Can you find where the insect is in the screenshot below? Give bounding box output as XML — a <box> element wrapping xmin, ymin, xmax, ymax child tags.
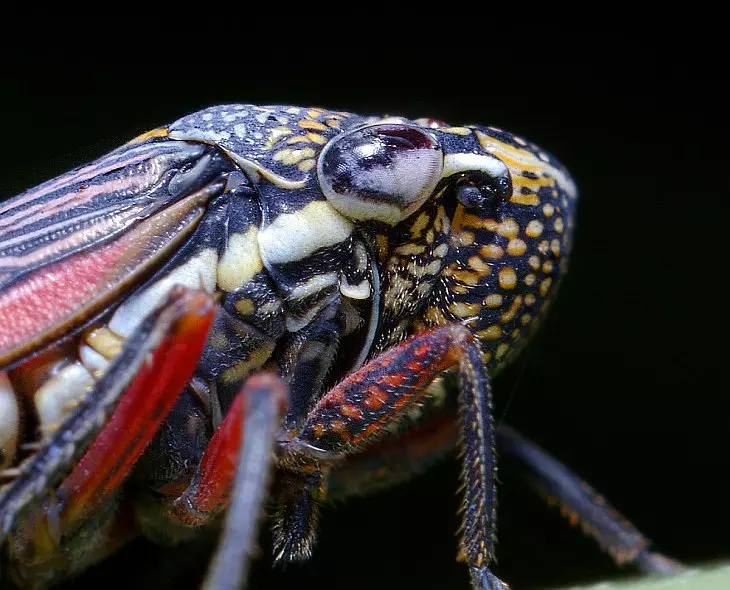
<box><xmin>0</xmin><ymin>105</ymin><xmax>682</xmax><ymax>589</ymax></box>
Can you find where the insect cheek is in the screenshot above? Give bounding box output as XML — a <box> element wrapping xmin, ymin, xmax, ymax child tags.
<box><xmin>317</xmin><ymin>124</ymin><xmax>443</xmax><ymax>225</ymax></box>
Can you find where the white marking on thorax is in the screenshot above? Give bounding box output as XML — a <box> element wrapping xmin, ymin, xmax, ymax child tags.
<box><xmin>258</xmin><ymin>201</ymin><xmax>353</xmax><ymax>265</ymax></box>
<box><xmin>218</xmin><ymin>227</ymin><xmax>264</xmax><ymax>292</ymax></box>
<box><xmin>79</xmin><ymin>343</ymin><xmax>110</xmax><ymax>375</ymax></box>
<box><xmin>169</xmin><ymin>128</ymin><xmax>231</xmax><ymax>143</ymax></box>
<box><xmin>339</xmin><ymin>275</ymin><xmax>371</xmax><ymax>299</ymax></box>
<box><xmin>288</xmin><ymin>272</ymin><xmax>339</xmax><ymax>300</ymax></box>
<box><xmin>109</xmin><ymin>247</ymin><xmax>218</xmax><ymax>338</ymax></box>
<box><xmin>34</xmin><ymin>363</ymin><xmax>94</xmax><ymax>438</ymax></box>
<box><xmin>0</xmin><ymin>372</ymin><xmax>19</xmax><ymax>467</ymax></box>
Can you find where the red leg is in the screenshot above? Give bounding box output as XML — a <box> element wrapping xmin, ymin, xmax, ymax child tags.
<box><xmin>171</xmin><ymin>373</ymin><xmax>287</xmax><ymax>526</ymax></box>
<box><xmin>327</xmin><ymin>412</ymin><xmax>459</xmax><ymax>500</ymax></box>
<box><xmin>289</xmin><ymin>324</ymin><xmax>478</xmax><ymax>457</ymax></box>
<box><xmin>162</xmin><ymin>374</ymin><xmax>287</xmax><ymax>590</ymax></box>
<box><xmin>1</xmin><ymin>287</ymin><xmax>216</xmax><ymax>555</ymax></box>
<box><xmin>276</xmin><ymin>324</ymin><xmax>505</xmax><ymax>590</ymax></box>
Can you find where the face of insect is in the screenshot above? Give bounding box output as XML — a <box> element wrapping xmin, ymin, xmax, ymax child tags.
<box><xmin>284</xmin><ymin>113</ymin><xmax>579</xmax><ymax>372</ymax></box>
<box><xmin>166</xmin><ymin>106</ymin><xmax>576</xmax><ymax>366</ymax></box>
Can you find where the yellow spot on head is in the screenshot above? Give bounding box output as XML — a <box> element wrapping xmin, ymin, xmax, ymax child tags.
<box><xmin>394</xmin><ymin>243</ymin><xmax>426</xmax><ymax>256</ymax></box>
<box><xmin>526</xmin><ymin>220</ymin><xmax>544</xmax><ymax>238</ymax></box>
<box><xmin>543</xmin><ymin>203</ymin><xmax>555</xmax><ymax>217</ymax></box>
<box><xmin>550</xmin><ymin>239</ymin><xmax>562</xmax><ymax>256</ymax></box>
<box><xmin>528</xmin><ymin>255</ymin><xmax>540</xmax><ymax>270</ymax></box>
<box><xmin>273</xmin><ymin>147</ymin><xmax>316</xmax><ymax>165</ymax></box>
<box><xmin>449</xmin><ymin>269</ymin><xmax>482</xmax><ymax>286</ymax></box>
<box><xmin>461</xmin><ymin>212</ymin><xmax>490</xmax><ymax>230</ymax></box>
<box><xmin>308</xmin><ymin>132</ymin><xmax>328</xmax><ymax>144</ymax></box>
<box><xmin>495</xmin><ymin>343</ymin><xmax>510</xmax><ymax>360</ymax></box>
<box><xmin>449</xmin><ymin>301</ymin><xmax>482</xmax><ymax>318</ymax></box>
<box><xmin>554</xmin><ymin>217</ymin><xmax>565</xmax><ymax>233</ymax></box>
<box><xmin>299</xmin><ymin>119</ymin><xmax>328</xmax><ymax>131</ymax></box>
<box><xmin>477</xmin><ymin>325</ymin><xmax>502</xmax><ymax>341</ymax></box>
<box><xmin>409</xmin><ymin>212</ymin><xmax>431</xmax><ymax>238</ymax></box>
<box><xmin>468</xmin><ymin>256</ymin><xmax>491</xmax><ymax>272</ymax></box>
<box><xmin>287</xmin><ymin>132</ymin><xmax>328</xmax><ymax>146</ymax></box>
<box><xmin>480</xmin><ymin>244</ymin><xmax>504</xmax><ymax>259</ymax></box>
<box><xmin>524</xmin><ymin>293</ymin><xmax>536</xmax><ymax>306</ymax></box>
<box><xmin>439</xmin><ymin>126</ymin><xmax>472</xmax><ymax>135</ymax></box>
<box><xmin>506</xmin><ymin>238</ymin><xmax>527</xmax><ymax>256</ymax></box>
<box><xmin>497</xmin><ymin>219</ymin><xmax>519</xmax><ymax>238</ymax></box>
<box><xmin>521</xmin><ymin>313</ymin><xmax>532</xmax><ymax>325</ymax></box>
<box><xmin>542</xmin><ymin>260</ymin><xmax>554</xmax><ymax>274</ymax></box>
<box><xmin>510</xmin><ymin>192</ymin><xmax>540</xmax><ymax>206</ymax></box>
<box><xmin>453</xmin><ymin>230</ymin><xmax>476</xmax><ymax>247</ymax></box>
<box><xmin>498</xmin><ymin>267</ymin><xmax>517</xmax><ymax>289</ymax></box>
<box><xmin>524</xmin><ymin>273</ymin><xmax>537</xmax><ymax>286</ymax></box>
<box><xmin>483</xmin><ymin>293</ymin><xmax>503</xmax><ymax>308</ymax></box>
<box><xmin>500</xmin><ymin>296</ymin><xmax>523</xmax><ymax>323</ymax></box>
<box><xmin>539</xmin><ymin>277</ymin><xmax>553</xmax><ymax>297</ymax></box>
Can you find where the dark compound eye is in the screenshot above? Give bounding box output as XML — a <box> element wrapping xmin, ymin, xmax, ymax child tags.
<box><xmin>317</xmin><ymin>123</ymin><xmax>443</xmax><ymax>224</ymax></box>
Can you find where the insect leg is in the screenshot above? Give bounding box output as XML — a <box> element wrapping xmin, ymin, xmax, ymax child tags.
<box><xmin>0</xmin><ymin>288</ymin><xmax>216</xmax><ymax>552</ymax></box>
<box><xmin>281</xmin><ymin>324</ymin><xmax>507</xmax><ymax>589</ymax></box>
<box><xmin>160</xmin><ymin>374</ymin><xmax>286</xmax><ymax>590</ymax></box>
<box><xmin>496</xmin><ymin>425</ymin><xmax>686</xmax><ymax>575</ymax></box>
<box><xmin>327</xmin><ymin>411</ymin><xmax>459</xmax><ymax>499</ymax></box>
<box><xmin>172</xmin><ymin>373</ymin><xmax>286</xmax><ymax>525</ymax></box>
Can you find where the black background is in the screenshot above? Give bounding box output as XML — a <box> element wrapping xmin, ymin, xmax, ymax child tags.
<box><xmin>1</xmin><ymin>27</ymin><xmax>727</xmax><ymax>590</ymax></box>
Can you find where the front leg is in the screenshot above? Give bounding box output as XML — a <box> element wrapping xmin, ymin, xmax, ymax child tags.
<box><xmin>279</xmin><ymin>324</ymin><xmax>506</xmax><ymax>589</ymax></box>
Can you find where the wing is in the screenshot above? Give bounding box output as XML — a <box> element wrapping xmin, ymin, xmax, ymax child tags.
<box><xmin>0</xmin><ymin>134</ymin><xmax>233</xmax><ymax>368</ymax></box>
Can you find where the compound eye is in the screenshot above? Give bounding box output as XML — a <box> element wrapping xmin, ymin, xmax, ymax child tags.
<box><xmin>317</xmin><ymin>124</ymin><xmax>443</xmax><ymax>224</ymax></box>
